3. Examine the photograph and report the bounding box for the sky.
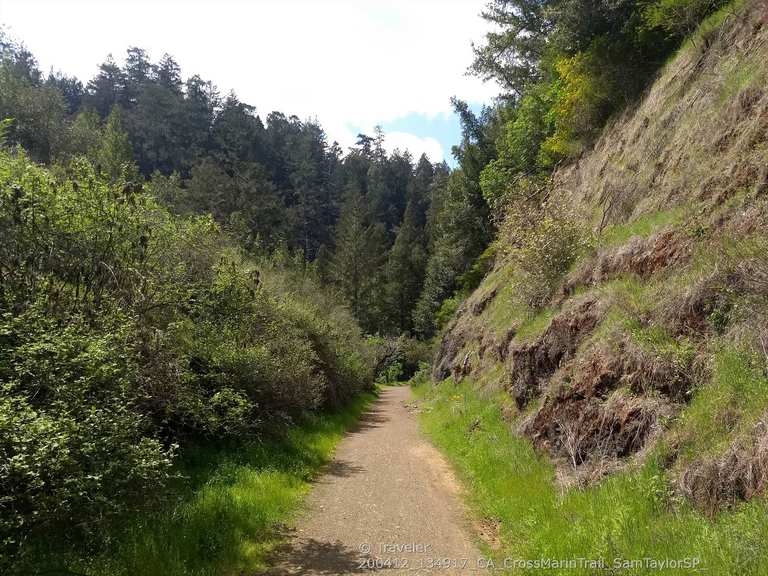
[0,0,501,165]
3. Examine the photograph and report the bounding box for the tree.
[329,186,387,332]
[385,201,427,333]
[407,154,434,227]
[97,106,138,183]
[170,158,288,251]
[66,109,102,158]
[285,120,333,258]
[210,92,264,169]
[0,31,41,85]
[153,53,183,93]
[411,101,497,333]
[354,133,375,159]
[0,60,67,162]
[184,74,218,160]
[413,170,489,337]
[126,74,188,175]
[469,0,555,95]
[45,72,84,113]
[365,129,412,239]
[85,55,126,117]
[122,46,151,107]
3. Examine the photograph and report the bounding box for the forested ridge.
[0,37,499,338]
[1,0,760,572]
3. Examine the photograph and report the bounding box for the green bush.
[434,293,463,330]
[643,0,729,39]
[0,148,373,565]
[0,305,176,558]
[541,44,616,161]
[366,334,432,384]
[499,196,589,308]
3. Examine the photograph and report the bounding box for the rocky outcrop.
[432,317,470,381]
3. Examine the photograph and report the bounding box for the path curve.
[264,386,486,575]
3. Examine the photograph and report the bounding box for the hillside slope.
[434,0,768,511]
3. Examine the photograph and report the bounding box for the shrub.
[434,293,463,330]
[0,305,175,559]
[479,86,556,215]
[499,196,589,308]
[643,0,729,39]
[367,335,432,384]
[401,338,434,379]
[458,244,496,292]
[0,148,374,563]
[541,44,617,162]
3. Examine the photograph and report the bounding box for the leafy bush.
[458,244,496,292]
[434,293,463,331]
[499,196,589,308]
[367,334,432,384]
[541,46,615,161]
[0,148,373,564]
[0,304,176,558]
[643,0,729,39]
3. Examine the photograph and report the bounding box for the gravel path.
[264,386,486,575]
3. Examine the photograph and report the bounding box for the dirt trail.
[265,386,487,575]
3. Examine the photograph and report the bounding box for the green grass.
[629,323,697,368]
[52,392,376,576]
[658,0,747,71]
[514,307,558,342]
[598,207,687,247]
[688,0,748,52]
[412,377,768,575]
[480,264,529,338]
[718,54,764,106]
[674,345,768,461]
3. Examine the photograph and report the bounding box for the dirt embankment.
[432,0,768,502]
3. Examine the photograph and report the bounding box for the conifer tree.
[329,185,387,332]
[85,55,126,118]
[385,200,427,333]
[97,106,138,183]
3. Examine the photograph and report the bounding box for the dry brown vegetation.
[680,416,768,513]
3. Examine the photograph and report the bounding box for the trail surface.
[265,386,486,575]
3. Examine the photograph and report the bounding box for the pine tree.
[329,185,387,332]
[413,169,488,337]
[385,200,427,333]
[85,55,126,118]
[408,154,434,227]
[122,47,151,108]
[97,106,138,183]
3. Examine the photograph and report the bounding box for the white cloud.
[0,0,500,155]
[383,132,444,162]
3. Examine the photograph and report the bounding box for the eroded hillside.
[434,0,768,508]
